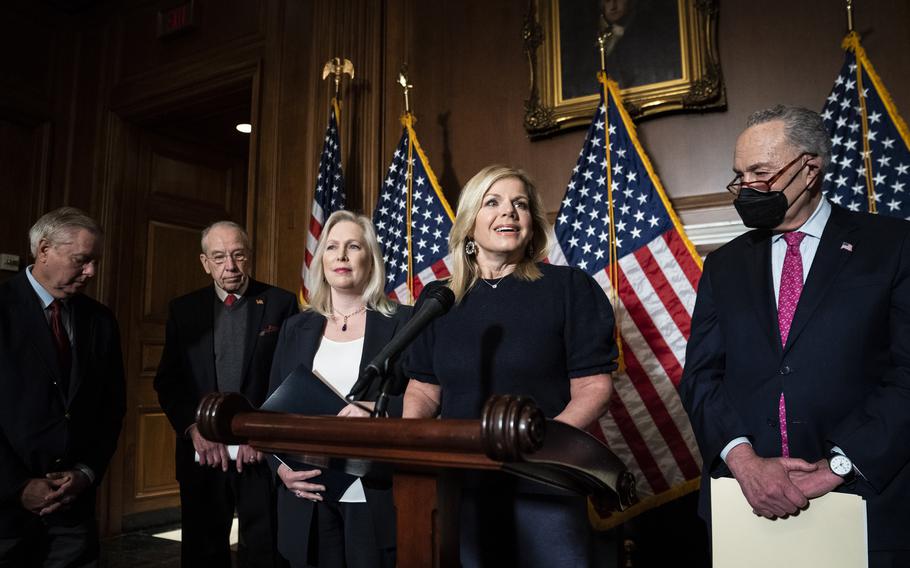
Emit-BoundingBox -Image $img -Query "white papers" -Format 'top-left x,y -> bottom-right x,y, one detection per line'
711,477 -> 867,568
194,445 -> 239,463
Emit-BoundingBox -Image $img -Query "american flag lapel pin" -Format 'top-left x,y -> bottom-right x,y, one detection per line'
840,242 -> 854,252
256,298 -> 265,305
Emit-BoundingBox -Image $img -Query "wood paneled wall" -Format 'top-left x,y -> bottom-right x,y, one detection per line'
2,0 -> 910,535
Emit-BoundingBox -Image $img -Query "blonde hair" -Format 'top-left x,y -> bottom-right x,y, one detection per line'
448,165 -> 550,302
306,210 -> 396,317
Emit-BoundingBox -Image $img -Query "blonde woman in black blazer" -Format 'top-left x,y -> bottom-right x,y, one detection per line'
267,211 -> 410,568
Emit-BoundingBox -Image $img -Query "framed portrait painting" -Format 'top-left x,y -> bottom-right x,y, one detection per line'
524,0 -> 725,137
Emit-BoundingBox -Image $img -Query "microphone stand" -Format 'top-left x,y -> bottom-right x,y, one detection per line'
347,365 -> 391,418
372,374 -> 393,418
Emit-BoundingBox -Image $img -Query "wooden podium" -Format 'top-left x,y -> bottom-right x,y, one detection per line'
197,392 -> 637,568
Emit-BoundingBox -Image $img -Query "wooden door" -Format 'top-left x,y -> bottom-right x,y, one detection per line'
117,129 -> 247,521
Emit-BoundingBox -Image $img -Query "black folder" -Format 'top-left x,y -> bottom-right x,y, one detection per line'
261,365 -> 360,501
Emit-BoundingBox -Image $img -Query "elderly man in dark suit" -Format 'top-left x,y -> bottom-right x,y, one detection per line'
155,220 -> 298,567
0,207 -> 126,567
680,105 -> 910,567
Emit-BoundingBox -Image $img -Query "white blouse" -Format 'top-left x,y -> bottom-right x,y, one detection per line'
312,336 -> 366,503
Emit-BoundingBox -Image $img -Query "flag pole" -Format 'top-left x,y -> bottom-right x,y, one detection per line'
398,65 -> 416,302
846,0 -> 854,33
302,59 -> 353,305
841,2 -> 879,213
597,33 -> 625,371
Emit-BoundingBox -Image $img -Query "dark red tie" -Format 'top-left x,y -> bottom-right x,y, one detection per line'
49,300 -> 72,384
224,294 -> 237,307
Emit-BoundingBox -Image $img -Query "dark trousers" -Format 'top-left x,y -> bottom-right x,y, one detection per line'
310,501 -> 394,568
459,486 -> 592,568
870,550 -> 910,568
179,461 -> 282,568
0,517 -> 98,568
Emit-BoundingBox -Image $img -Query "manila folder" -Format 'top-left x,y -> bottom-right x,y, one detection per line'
711,476 -> 867,568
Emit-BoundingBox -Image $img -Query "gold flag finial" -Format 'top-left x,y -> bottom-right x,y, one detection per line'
846,0 -> 854,33
398,64 -> 414,114
322,57 -> 355,100
596,31 -> 610,73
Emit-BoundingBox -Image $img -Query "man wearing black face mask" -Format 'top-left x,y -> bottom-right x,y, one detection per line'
680,105 -> 910,567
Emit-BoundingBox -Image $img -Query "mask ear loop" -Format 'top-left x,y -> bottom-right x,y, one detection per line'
781,159 -> 818,214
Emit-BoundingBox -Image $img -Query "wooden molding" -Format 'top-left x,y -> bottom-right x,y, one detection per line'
670,191 -> 733,211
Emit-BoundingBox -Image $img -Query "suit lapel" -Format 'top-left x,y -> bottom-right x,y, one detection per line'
240,282 -> 266,388
360,310 -> 402,399
783,206 -> 856,353
744,231 -> 783,356
192,290 -> 217,392
361,310 -> 393,371
286,311 -> 326,383
12,274 -> 66,397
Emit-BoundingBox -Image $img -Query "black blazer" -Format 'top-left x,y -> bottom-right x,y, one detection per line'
0,271 -> 126,536
266,306 -> 412,566
680,204 -> 910,552
154,279 -> 298,479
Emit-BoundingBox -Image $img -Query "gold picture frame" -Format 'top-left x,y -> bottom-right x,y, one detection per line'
524,0 -> 725,137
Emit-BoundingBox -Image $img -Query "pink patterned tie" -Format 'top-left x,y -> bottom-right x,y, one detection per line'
777,231 -> 806,457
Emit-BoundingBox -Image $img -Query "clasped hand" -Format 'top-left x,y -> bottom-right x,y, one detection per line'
726,444 -> 843,519
20,470 -> 91,516
273,403 -> 371,501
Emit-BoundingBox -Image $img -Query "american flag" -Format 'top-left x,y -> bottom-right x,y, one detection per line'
301,99 -> 347,303
551,74 -> 703,528
373,114 -> 455,304
821,32 -> 910,219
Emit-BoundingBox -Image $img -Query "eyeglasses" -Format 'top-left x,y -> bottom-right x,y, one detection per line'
726,152 -> 814,196
205,251 -> 249,265
70,256 -> 98,271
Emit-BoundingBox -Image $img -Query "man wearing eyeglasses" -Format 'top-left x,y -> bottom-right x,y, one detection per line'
155,220 -> 298,567
0,207 -> 125,566
680,105 -> 910,567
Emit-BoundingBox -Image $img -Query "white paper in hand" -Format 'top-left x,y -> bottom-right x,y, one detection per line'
711,477 -> 867,568
194,445 -> 239,463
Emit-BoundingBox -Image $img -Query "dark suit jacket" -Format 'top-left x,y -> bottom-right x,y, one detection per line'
0,271 -> 125,536
154,279 -> 298,480
266,306 -> 412,565
680,204 -> 910,552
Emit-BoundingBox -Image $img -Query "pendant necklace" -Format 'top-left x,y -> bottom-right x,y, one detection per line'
480,275 -> 507,289
334,306 -> 366,331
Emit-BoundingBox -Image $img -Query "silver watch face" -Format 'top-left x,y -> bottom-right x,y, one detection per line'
830,454 -> 852,476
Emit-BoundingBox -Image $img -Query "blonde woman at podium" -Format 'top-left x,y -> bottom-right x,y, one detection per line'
403,165 -> 618,567
266,211 -> 411,568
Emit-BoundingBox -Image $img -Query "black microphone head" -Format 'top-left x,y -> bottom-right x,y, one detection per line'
425,285 -> 455,313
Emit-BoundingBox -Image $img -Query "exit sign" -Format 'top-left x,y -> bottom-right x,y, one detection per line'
157,1 -> 197,38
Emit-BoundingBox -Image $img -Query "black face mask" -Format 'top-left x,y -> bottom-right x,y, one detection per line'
733,187 -> 790,229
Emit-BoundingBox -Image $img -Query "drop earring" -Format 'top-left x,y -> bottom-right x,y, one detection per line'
465,239 -> 477,255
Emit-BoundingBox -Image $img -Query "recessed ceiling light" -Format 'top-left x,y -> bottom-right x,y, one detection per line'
235,123 -> 252,134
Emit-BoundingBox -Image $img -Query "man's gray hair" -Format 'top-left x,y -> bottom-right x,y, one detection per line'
200,220 -> 251,253
29,207 -> 102,258
747,105 -> 832,172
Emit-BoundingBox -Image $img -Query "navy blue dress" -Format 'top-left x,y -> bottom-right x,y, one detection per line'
406,263 -> 618,567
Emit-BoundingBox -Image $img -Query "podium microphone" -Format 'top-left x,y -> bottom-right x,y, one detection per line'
347,285 -> 455,403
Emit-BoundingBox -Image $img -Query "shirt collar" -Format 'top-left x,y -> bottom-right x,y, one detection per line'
25,265 -> 57,309
772,197 -> 831,244
213,280 -> 248,302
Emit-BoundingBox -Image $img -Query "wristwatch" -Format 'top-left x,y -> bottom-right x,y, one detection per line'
827,451 -> 856,484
